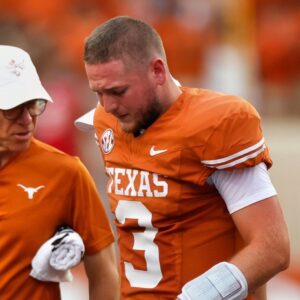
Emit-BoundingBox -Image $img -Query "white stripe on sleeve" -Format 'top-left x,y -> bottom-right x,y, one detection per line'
201,137 -> 265,169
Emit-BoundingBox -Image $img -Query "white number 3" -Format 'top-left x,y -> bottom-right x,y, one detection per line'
115,200 -> 162,288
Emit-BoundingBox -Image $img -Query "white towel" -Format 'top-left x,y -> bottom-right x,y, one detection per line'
30,227 -> 85,282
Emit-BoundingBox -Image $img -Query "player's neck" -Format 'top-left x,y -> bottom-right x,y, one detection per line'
159,81 -> 182,115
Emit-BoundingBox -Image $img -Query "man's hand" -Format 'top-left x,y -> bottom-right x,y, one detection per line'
30,226 -> 85,282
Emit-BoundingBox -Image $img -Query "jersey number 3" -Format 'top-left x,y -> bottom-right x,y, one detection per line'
115,200 -> 162,288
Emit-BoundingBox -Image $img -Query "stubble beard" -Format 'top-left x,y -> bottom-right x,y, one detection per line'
121,95 -> 162,136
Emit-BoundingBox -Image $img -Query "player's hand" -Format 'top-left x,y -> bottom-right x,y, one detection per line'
176,262 -> 248,300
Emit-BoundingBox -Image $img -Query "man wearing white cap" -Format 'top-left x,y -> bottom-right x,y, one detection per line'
0,45 -> 119,300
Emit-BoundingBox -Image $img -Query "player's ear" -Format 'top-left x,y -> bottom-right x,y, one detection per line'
150,58 -> 166,85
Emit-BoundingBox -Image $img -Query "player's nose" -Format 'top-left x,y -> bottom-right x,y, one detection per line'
101,95 -> 119,114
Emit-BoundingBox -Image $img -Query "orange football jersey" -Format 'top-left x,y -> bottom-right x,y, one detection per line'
94,87 -> 272,299
0,139 -> 114,300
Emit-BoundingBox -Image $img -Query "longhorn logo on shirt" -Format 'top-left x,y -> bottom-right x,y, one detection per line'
17,184 -> 45,199
101,128 -> 115,154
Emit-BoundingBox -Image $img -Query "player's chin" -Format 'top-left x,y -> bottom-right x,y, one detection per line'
119,120 -> 138,133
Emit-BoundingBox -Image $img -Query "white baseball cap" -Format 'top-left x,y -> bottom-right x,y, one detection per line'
74,108 -> 95,132
0,45 -> 52,110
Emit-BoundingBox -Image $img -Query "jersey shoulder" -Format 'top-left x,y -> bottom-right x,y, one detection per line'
180,87 -> 258,130
175,87 -> 258,141
178,88 -> 271,170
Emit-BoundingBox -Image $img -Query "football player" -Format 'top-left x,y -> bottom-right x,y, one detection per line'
81,16 -> 290,300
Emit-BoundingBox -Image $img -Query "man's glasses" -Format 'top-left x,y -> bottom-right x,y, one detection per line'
2,99 -> 47,120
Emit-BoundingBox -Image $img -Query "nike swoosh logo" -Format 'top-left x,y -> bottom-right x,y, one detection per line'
150,146 -> 167,156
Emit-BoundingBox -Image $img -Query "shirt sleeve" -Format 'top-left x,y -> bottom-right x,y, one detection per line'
69,158 -> 115,255
208,162 -> 277,214
201,97 -> 272,170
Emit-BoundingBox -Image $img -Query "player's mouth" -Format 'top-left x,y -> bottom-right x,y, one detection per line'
116,113 -> 131,122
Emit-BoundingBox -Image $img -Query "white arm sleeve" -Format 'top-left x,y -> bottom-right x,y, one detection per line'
207,162 -> 277,214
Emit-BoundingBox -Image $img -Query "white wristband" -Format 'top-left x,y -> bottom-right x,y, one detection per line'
178,262 -> 248,300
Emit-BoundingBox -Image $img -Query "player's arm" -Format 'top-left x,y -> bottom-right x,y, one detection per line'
84,243 -> 120,300
252,285 -> 267,300
211,162 -> 290,294
229,194 -> 290,293
178,98 -> 289,299
178,164 -> 289,299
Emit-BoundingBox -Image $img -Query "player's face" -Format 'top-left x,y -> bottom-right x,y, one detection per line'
0,103 -> 37,159
85,59 -> 163,134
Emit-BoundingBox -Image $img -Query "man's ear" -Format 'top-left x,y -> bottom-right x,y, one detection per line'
150,58 -> 166,85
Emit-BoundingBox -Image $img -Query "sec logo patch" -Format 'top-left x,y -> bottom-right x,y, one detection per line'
101,128 -> 115,154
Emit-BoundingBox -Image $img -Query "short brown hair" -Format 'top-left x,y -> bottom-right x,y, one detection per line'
84,16 -> 166,68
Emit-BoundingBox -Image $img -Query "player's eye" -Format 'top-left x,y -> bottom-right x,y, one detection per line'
111,88 -> 127,96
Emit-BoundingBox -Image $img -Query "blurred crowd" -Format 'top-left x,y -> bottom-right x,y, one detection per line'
0,0 -> 299,155
1,0 -> 300,298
